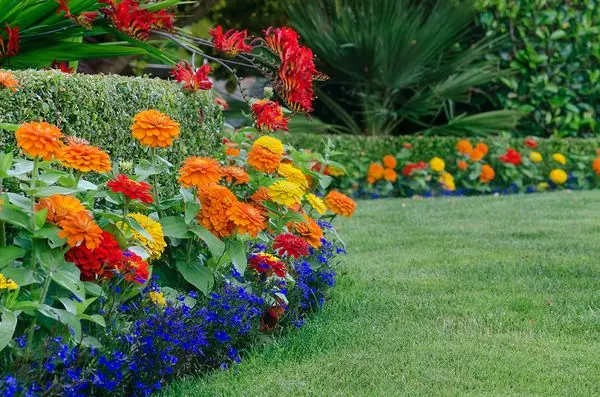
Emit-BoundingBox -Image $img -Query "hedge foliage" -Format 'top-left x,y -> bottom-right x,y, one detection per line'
0,70 -> 223,164
477,0 -> 599,137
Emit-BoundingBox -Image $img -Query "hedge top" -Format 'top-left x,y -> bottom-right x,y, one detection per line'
0,69 -> 223,166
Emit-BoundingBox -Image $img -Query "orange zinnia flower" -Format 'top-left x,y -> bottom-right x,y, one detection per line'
457,160 -> 468,170
36,194 -> 87,225
293,215 -> 323,248
0,70 -> 19,92
178,157 -> 222,188
58,139 -> 111,173
470,143 -> 488,162
15,121 -> 64,160
382,155 -> 397,169
383,168 -> 397,182
227,201 -> 266,237
479,164 -> 495,184
324,191 -> 356,218
593,158 -> 600,176
367,163 -> 384,182
197,184 -> 238,237
225,145 -> 240,157
131,110 -> 180,148
248,145 -> 282,173
222,166 -> 250,185
455,139 -> 473,155
251,186 -> 271,203
58,212 -> 103,249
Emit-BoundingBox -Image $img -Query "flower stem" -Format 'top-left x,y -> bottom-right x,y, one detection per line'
123,197 -> 130,218
24,270 -> 52,360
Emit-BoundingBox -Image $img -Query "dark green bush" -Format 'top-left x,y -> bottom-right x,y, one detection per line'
477,0 -> 599,137
0,70 -> 222,164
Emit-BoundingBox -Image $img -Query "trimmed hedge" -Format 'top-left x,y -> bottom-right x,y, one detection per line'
0,70 -> 223,164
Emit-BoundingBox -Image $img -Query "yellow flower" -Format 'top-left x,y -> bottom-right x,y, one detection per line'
0,273 -> 18,290
537,182 -> 549,191
148,291 -> 166,306
305,193 -> 327,215
549,169 -> 567,185
440,172 -> 455,191
429,157 -> 445,173
552,153 -> 566,165
529,151 -> 543,163
121,213 -> 166,261
278,163 -> 308,191
253,136 -> 284,156
267,180 -> 304,207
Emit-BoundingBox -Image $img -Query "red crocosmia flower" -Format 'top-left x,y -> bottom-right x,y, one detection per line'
0,25 -> 19,58
215,97 -> 229,110
524,138 -> 537,149
65,231 -> 123,281
51,60 -> 75,73
263,26 -> 299,58
119,250 -> 150,284
209,25 -> 252,56
273,233 -> 310,258
260,305 -> 286,332
251,99 -> 289,132
499,148 -> 522,165
99,0 -> 174,40
171,61 -> 212,91
107,174 -> 154,204
248,253 -> 287,278
55,1 -> 97,28
56,0 -> 72,17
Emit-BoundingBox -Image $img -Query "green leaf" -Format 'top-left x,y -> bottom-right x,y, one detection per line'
34,224 -> 66,248
1,267 -> 42,287
127,217 -> 154,242
550,30 -> 566,40
0,308 -> 17,353
33,208 -> 47,230
78,314 -> 106,328
0,205 -> 30,230
36,186 -> 80,197
228,238 -> 247,275
184,202 -> 201,225
189,225 -> 225,257
160,216 -> 192,239
51,263 -> 86,301
175,260 -> 214,295
37,305 -> 82,341
0,152 -> 13,177
0,246 -> 26,268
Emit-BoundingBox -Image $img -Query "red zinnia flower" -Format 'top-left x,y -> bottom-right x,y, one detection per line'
499,148 -> 522,165
402,161 -> 427,177
273,233 -> 310,259
0,25 -> 19,58
248,253 -> 287,278
524,138 -> 537,149
65,231 -> 123,281
100,0 -> 174,40
107,174 -> 154,204
209,25 -> 252,56
251,99 -> 289,132
118,250 -> 150,284
171,61 -> 212,91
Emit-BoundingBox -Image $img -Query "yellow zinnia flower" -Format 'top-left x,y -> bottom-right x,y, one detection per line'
253,136 -> 284,156
121,213 -> 166,261
267,180 -> 304,207
549,169 -> 567,185
430,157 -> 445,173
148,291 -> 167,306
0,273 -> 18,290
278,163 -> 308,191
440,172 -> 455,191
552,153 -> 566,165
529,151 -> 543,163
305,193 -> 327,215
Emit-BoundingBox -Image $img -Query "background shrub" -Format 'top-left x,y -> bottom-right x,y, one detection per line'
0,70 -> 223,165
477,0 -> 600,137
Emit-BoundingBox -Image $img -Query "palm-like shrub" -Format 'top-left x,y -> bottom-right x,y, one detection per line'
288,0 -> 521,136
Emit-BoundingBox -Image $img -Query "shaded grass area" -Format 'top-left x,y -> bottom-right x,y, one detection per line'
162,191 -> 600,396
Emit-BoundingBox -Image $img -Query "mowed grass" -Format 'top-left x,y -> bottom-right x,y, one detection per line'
162,191 -> 600,396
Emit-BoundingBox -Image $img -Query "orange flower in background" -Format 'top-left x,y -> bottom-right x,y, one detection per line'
456,139 -> 473,155
198,184 -> 238,237
251,186 -> 271,203
457,160 -> 468,171
248,145 -> 281,173
36,194 -> 87,225
222,166 -> 250,185
593,158 -> 600,176
479,164 -> 495,184
58,212 -> 103,249
475,143 -> 489,155
225,145 -> 240,157
383,168 -> 397,182
178,157 -> 222,188
15,121 -> 64,160
0,70 -> 19,92
383,155 -> 397,169
227,201 -> 266,237
367,163 -> 384,183
470,142 -> 489,162
58,139 -> 111,173
293,214 -> 323,248
325,191 -> 356,218
131,110 -> 180,148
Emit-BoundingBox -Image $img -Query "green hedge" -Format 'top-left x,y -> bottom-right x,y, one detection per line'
0,69 -> 223,164
477,0 -> 599,137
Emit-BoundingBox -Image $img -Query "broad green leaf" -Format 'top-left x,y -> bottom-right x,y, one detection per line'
51,263 -> 86,301
0,246 -> 26,268
189,225 -> 225,257
78,314 -> 106,328
37,305 -> 82,341
33,208 -> 47,230
34,224 -> 66,248
0,205 -> 30,230
228,238 -> 247,275
176,260 -> 214,296
7,159 -> 34,177
1,267 -> 42,287
38,170 -> 68,185
81,335 -> 102,349
184,202 -> 201,225
83,281 -> 103,297
160,216 -> 192,239
0,308 -> 17,353
7,193 -> 32,212
35,244 -> 66,271
36,186 -> 80,197
0,152 -> 13,177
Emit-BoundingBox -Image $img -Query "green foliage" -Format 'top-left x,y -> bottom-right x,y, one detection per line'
0,69 -> 222,175
287,0 -> 521,136
477,0 -> 600,137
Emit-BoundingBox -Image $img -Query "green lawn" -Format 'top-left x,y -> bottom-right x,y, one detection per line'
162,191 -> 600,396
